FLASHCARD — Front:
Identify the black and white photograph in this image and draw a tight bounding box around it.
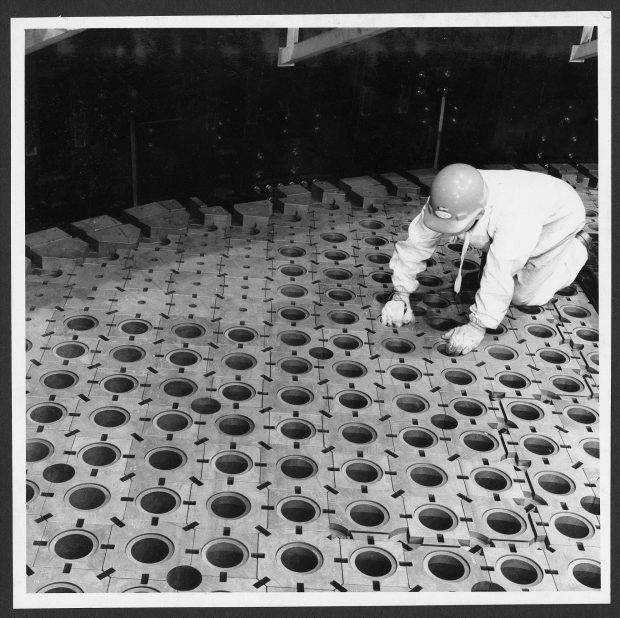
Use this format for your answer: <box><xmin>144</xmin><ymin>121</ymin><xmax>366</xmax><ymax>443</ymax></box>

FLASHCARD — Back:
<box><xmin>11</xmin><ymin>7</ymin><xmax>611</xmax><ymax>610</ymax></box>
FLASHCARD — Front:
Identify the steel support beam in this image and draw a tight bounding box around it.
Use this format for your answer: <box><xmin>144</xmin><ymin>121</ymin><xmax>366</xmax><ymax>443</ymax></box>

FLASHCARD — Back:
<box><xmin>278</xmin><ymin>27</ymin><xmax>393</xmax><ymax>67</ymax></box>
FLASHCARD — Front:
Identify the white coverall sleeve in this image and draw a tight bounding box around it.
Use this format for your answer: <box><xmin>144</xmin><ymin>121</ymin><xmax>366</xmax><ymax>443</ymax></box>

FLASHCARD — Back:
<box><xmin>389</xmin><ymin>208</ymin><xmax>443</xmax><ymax>294</ymax></box>
<box><xmin>470</xmin><ymin>216</ymin><xmax>544</xmax><ymax>329</ymax></box>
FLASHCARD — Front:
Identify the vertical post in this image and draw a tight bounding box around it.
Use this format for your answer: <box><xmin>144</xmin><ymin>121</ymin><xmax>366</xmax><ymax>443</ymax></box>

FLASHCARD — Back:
<box><xmin>433</xmin><ymin>92</ymin><xmax>447</xmax><ymax>170</ymax></box>
<box><xmin>130</xmin><ymin>114</ymin><xmax>138</xmax><ymax>207</ymax></box>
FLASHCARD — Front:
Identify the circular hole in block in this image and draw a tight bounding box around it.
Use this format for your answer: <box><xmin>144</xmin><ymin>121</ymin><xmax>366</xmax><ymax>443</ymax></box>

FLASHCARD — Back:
<box><xmin>279</xmin><ymin>497</ymin><xmax>320</xmax><ymax>523</ymax></box>
<box><xmin>375</xmin><ymin>291</ymin><xmax>392</xmax><ymax>304</ymax></box>
<box><xmin>371</xmin><ymin>271</ymin><xmax>392</xmax><ymax>284</ymax></box>
<box><xmin>278</xmin><ymin>419</ymin><xmax>315</xmax><ymax>440</ymax></box>
<box><xmin>162</xmin><ymin>378</ymin><xmax>197</xmax><ymax>398</ymax></box>
<box><xmin>166</xmin><ymin>566</ymin><xmax>202</xmax><ymax>592</ymax></box>
<box><xmin>100</xmin><ymin>374</ymin><xmax>138</xmax><ymax>394</ymax></box>
<box><xmin>364</xmin><ymin>236</ymin><xmax>388</xmax><ymax>247</ymax></box>
<box><xmin>423</xmin><ymin>294</ymin><xmax>450</xmax><ymax>308</ymax></box>
<box><xmin>320</xmin><ymin>232</ymin><xmax>347</xmax><ymax>243</ymax></box>
<box><xmin>588</xmin><ymin>352</ymin><xmax>599</xmax><ymax>366</ymax></box>
<box><xmin>225</xmin><ymin>327</ymin><xmax>257</xmax><ymax>343</ymax></box>
<box><xmin>499</xmin><ymin>556</ymin><xmax>543</xmax><ymax>586</ymax></box>
<box><xmin>352</xmin><ymin>548</ymin><xmax>396</xmax><ymax>578</ymax></box>
<box><xmin>485</xmin><ymin>509</ymin><xmax>526</xmax><ymax>535</ymax></box>
<box><xmin>279</xmin><ymin>357</ymin><xmax>312</xmax><ymax>375</ymax></box>
<box><xmin>539</xmin><ymin>349</ymin><xmax>569</xmax><ymax>364</ymax></box>
<box><xmin>37</xmin><ymin>583</ymin><xmax>84</xmax><ymax>593</ymax></box>
<box><xmin>497</xmin><ymin>371</ymin><xmax>530</xmax><ymax>390</ymax></box>
<box><xmin>327</xmin><ymin>309</ymin><xmax>359</xmax><ymax>325</ymax></box>
<box><xmin>41</xmin><ymin>370</ymin><xmax>78</xmax><ymax>390</ymax></box>
<box><xmin>279</xmin><ymin>330</ymin><xmax>311</xmax><ymax>346</ymax></box>
<box><xmin>278</xmin><ymin>386</ymin><xmax>314</xmax><ymax>406</ymax></box>
<box><xmin>443</xmin><ymin>369</ymin><xmax>476</xmax><ymax>385</ymax></box>
<box><xmin>526</xmin><ymin>324</ymin><xmax>555</xmax><ymax>338</ymax></box>
<box><xmin>536</xmin><ymin>471</ymin><xmax>575</xmax><ymax>495</ymax></box>
<box><xmin>191</xmin><ymin>397</ymin><xmax>221</xmax><ymax>415</ymax></box>
<box><xmin>402</xmin><ymin>428</ymin><xmax>438</xmax><ymax>449</ymax></box>
<box><xmin>324</xmin><ymin>267</ymin><xmax>352</xmax><ymax>281</ymax></box>
<box><xmin>138</xmin><ymin>488</ymin><xmax>181</xmax><ymax>515</ymax></box>
<box><xmin>561</xmin><ymin>306</ymin><xmax>590</xmax><ymax>318</ymax></box>
<box><xmin>26</xmin><ymin>339</ymin><xmax>32</xmax><ymax>352</ymax></box>
<box><xmin>338</xmin><ymin>390</ymin><xmax>371</xmax><ymax>409</ymax></box>
<box><xmin>66</xmin><ymin>484</ymin><xmax>110</xmax><ymax>510</ymax></box>
<box><xmin>204</xmin><ymin>539</ymin><xmax>249</xmax><ymax>569</ymax></box>
<box><xmin>167</xmin><ymin>349</ymin><xmax>201</xmax><ymax>367</ymax></box>
<box><xmin>80</xmin><ymin>443</ymin><xmax>121</xmax><ymax>467</ymax></box>
<box><xmin>580</xmin><ymin>496</ymin><xmax>600</xmax><ymax>516</ymax></box>
<box><xmin>581</xmin><ymin>438</ymin><xmax>599</xmax><ymax>459</ymax></box>
<box><xmin>486</xmin><ymin>345</ymin><xmax>518</xmax><ymax>361</ymax></box>
<box><xmin>213</xmin><ymin>451</ymin><xmax>252</xmax><ymax>475</ymax></box>
<box><xmin>431</xmin><ymin>414</ymin><xmax>458</xmax><ymax>430</ymax></box>
<box><xmin>409</xmin><ymin>464</ymin><xmax>447</xmax><ymax>488</ymax></box>
<box><xmin>572</xmin><ymin>561</ymin><xmax>601</xmax><ymax>589</ymax></box>
<box><xmin>65</xmin><ymin>315</ymin><xmax>98</xmax><ymax>331</ymax></box>
<box><xmin>551</xmin><ymin>376</ymin><xmax>583</xmax><ymax>393</ymax></box>
<box><xmin>334</xmin><ymin>361</ymin><xmax>367</xmax><ymax>379</ymax></box>
<box><xmin>309</xmin><ymin>346</ymin><xmax>334</xmax><ymax>360</ymax></box>
<box><xmin>153</xmin><ymin>411</ymin><xmax>192</xmax><ymax>433</ymax></box>
<box><xmin>279</xmin><ymin>284</ymin><xmax>308</xmax><ymax>298</ymax></box>
<box><xmin>507</xmin><ymin>402</ymin><xmax>543</xmax><ymax>421</ymax></box>
<box><xmin>90</xmin><ymin>406</ymin><xmax>130</xmax><ymax>428</ymax></box>
<box><xmin>279</xmin><ymin>307</ymin><xmax>310</xmax><ymax>322</ymax></box>
<box><xmin>522</xmin><ymin>435</ymin><xmax>558</xmax><ymax>456</ymax></box>
<box><xmin>448</xmin><ymin>242</ymin><xmax>463</xmax><ymax>252</ymax></box>
<box><xmin>128</xmin><ymin>534</ymin><xmax>174</xmax><ymax>565</ymax></box>
<box><xmin>426</xmin><ymin>552</ymin><xmax>470</xmax><ymax>582</ymax></box>
<box><xmin>279</xmin><ymin>456</ymin><xmax>317</xmax><ymax>479</ymax></box>
<box><xmin>389</xmin><ymin>365</ymin><xmax>421</xmax><ymax>382</ymax></box>
<box><xmin>119</xmin><ymin>319</ymin><xmax>152</xmax><ymax>335</ymax></box>
<box><xmin>216</xmin><ymin>415</ymin><xmax>255</xmax><ymax>437</ymax></box>
<box><xmin>52</xmin><ymin>531</ymin><xmax>97</xmax><ymax>561</ymax></box>
<box><xmin>514</xmin><ymin>305</ymin><xmax>543</xmax><ymax>315</ymax></box>
<box><xmin>575</xmin><ymin>328</ymin><xmax>598</xmax><ymax>342</ymax></box>
<box><xmin>471</xmin><ymin>582</ymin><xmax>506</xmax><ymax>592</ymax></box>
<box><xmin>28</xmin><ymin>403</ymin><xmax>66</xmax><ymax>424</ymax></box>
<box><xmin>340</xmin><ymin>423</ymin><xmax>377</xmax><ymax>445</ymax></box>
<box><xmin>332</xmin><ymin>334</ymin><xmax>363</xmax><ymax>350</ymax></box>
<box><xmin>451</xmin><ymin>259</ymin><xmax>478</xmax><ymax>271</ymax></box>
<box><xmin>472</xmin><ymin>468</ymin><xmax>511</xmax><ymax>492</ymax></box>
<box><xmin>452</xmin><ymin>398</ymin><xmax>486</xmax><ymax>417</ymax></box>
<box><xmin>43</xmin><ymin>463</ymin><xmax>75</xmax><ymax>483</ymax></box>
<box><xmin>418</xmin><ymin>275</ymin><xmax>442</xmax><ymax>287</ymax></box>
<box><xmin>344</xmin><ymin>460</ymin><xmax>382</xmax><ymax>484</ymax></box>
<box><xmin>53</xmin><ymin>342</ymin><xmax>88</xmax><ymax>359</ymax></box>
<box><xmin>111</xmin><ymin>345</ymin><xmax>145</xmax><ymax>363</ymax></box>
<box><xmin>208</xmin><ymin>492</ymin><xmax>251</xmax><ymax>519</ymax></box>
<box><xmin>26</xmin><ymin>480</ymin><xmax>39</xmax><ymax>503</ymax></box>
<box><xmin>323</xmin><ymin>250</ymin><xmax>349</xmax><ymax>261</ymax></box>
<box><xmin>427</xmin><ymin>317</ymin><xmax>460</xmax><ymax>332</ymax></box>
<box><xmin>396</xmin><ymin>395</ymin><xmax>429</xmax><ymax>414</ymax></box>
<box><xmin>147</xmin><ymin>447</ymin><xmax>187</xmax><ymax>471</ymax></box>
<box><xmin>279</xmin><ymin>246</ymin><xmax>306</xmax><ymax>257</ymax></box>
<box><xmin>359</xmin><ymin>219</ymin><xmax>384</xmax><ymax>229</ymax></box>
<box><xmin>220</xmin><ymin>383</ymin><xmax>255</xmax><ymax>401</ymax></box>
<box><xmin>417</xmin><ymin>506</ymin><xmax>457</xmax><ymax>531</ymax></box>
<box><xmin>367</xmin><ymin>253</ymin><xmax>390</xmax><ymax>264</ymax></box>
<box><xmin>556</xmin><ymin>285</ymin><xmax>577</xmax><ymax>296</ymax></box>
<box><xmin>348</xmin><ymin>501</ymin><xmax>389</xmax><ymax>527</ymax></box>
<box><xmin>462</xmin><ymin>431</ymin><xmax>498</xmax><ymax>452</ymax></box>
<box><xmin>486</xmin><ymin>324</ymin><xmax>507</xmax><ymax>335</ymax></box>
<box><xmin>172</xmin><ymin>323</ymin><xmax>206</xmax><ymax>339</ymax></box>
<box><xmin>326</xmin><ymin>288</ymin><xmax>355</xmax><ymax>302</ymax></box>
<box><xmin>279</xmin><ymin>543</ymin><xmax>323</xmax><ymax>573</ymax></box>
<box><xmin>279</xmin><ymin>265</ymin><xmax>307</xmax><ymax>277</ymax></box>
<box><xmin>552</xmin><ymin>513</ymin><xmax>594</xmax><ymax>539</ymax></box>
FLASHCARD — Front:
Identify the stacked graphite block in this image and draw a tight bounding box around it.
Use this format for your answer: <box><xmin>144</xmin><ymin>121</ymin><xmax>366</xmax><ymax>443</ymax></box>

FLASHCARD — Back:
<box><xmin>25</xmin><ymin>169</ymin><xmax>600</xmax><ymax>594</ymax></box>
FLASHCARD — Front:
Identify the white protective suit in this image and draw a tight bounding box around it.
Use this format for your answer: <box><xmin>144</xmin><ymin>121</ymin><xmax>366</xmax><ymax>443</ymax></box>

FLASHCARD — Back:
<box><xmin>389</xmin><ymin>169</ymin><xmax>588</xmax><ymax>329</ymax></box>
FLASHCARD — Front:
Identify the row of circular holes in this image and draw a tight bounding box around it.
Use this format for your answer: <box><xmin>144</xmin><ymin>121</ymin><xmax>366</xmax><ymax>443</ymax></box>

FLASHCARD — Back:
<box><xmin>35</xmin><ymin>530</ymin><xmax>601</xmax><ymax>590</ymax></box>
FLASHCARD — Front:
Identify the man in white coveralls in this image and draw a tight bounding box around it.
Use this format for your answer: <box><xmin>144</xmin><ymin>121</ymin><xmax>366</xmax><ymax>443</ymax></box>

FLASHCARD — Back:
<box><xmin>380</xmin><ymin>163</ymin><xmax>591</xmax><ymax>355</ymax></box>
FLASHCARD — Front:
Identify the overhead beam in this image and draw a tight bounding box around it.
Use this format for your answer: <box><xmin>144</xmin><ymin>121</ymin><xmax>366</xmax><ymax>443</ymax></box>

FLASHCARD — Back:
<box><xmin>570</xmin><ymin>26</ymin><xmax>597</xmax><ymax>62</ymax></box>
<box><xmin>25</xmin><ymin>28</ymin><xmax>86</xmax><ymax>55</ymax></box>
<box><xmin>278</xmin><ymin>27</ymin><xmax>393</xmax><ymax>67</ymax></box>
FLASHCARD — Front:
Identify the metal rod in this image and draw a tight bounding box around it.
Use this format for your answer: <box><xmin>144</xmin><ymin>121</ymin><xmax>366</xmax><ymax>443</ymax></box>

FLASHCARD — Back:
<box><xmin>433</xmin><ymin>92</ymin><xmax>447</xmax><ymax>170</ymax></box>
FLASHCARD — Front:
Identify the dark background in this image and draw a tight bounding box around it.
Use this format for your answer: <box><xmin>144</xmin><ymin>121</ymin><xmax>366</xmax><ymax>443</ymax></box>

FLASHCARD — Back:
<box><xmin>24</xmin><ymin>26</ymin><xmax>598</xmax><ymax>232</ymax></box>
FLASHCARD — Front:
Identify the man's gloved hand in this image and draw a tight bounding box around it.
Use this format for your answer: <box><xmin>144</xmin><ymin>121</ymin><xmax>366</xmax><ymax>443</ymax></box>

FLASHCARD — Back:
<box><xmin>442</xmin><ymin>321</ymin><xmax>485</xmax><ymax>356</ymax></box>
<box><xmin>380</xmin><ymin>291</ymin><xmax>414</xmax><ymax>328</ymax></box>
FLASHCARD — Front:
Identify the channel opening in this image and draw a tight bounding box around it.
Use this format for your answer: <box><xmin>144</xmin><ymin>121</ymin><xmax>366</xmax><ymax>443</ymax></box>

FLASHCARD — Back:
<box><xmin>138</xmin><ymin>489</ymin><xmax>180</xmax><ymax>515</ymax></box>
<box><xmin>28</xmin><ymin>403</ymin><xmax>65</xmax><ymax>424</ymax></box>
<box><xmin>572</xmin><ymin>562</ymin><xmax>601</xmax><ymax>589</ymax></box>
<box><xmin>226</xmin><ymin>327</ymin><xmax>257</xmax><ymax>343</ymax></box>
<box><xmin>486</xmin><ymin>510</ymin><xmax>525</xmax><ymax>535</ymax></box>
<box><xmin>166</xmin><ymin>566</ymin><xmax>202</xmax><ymax>592</ymax></box>
<box><xmin>52</xmin><ymin>531</ymin><xmax>97</xmax><ymax>561</ymax></box>
<box><xmin>129</xmin><ymin>534</ymin><xmax>173</xmax><ymax>564</ymax></box>
<box><xmin>320</xmin><ymin>233</ymin><xmax>347</xmax><ymax>243</ymax></box>
<box><xmin>162</xmin><ymin>379</ymin><xmax>197</xmax><ymax>397</ymax></box>
<box><xmin>54</xmin><ymin>342</ymin><xmax>88</xmax><ymax>359</ymax></box>
<box><xmin>499</xmin><ymin>557</ymin><xmax>542</xmax><ymax>586</ymax></box>
<box><xmin>418</xmin><ymin>275</ymin><xmax>442</xmax><ymax>287</ymax></box>
<box><xmin>395</xmin><ymin>395</ymin><xmax>428</xmax><ymax>413</ymax></box>
<box><xmin>551</xmin><ymin>376</ymin><xmax>583</xmax><ymax>393</ymax></box>
<box><xmin>279</xmin><ymin>419</ymin><xmax>315</xmax><ymax>440</ymax></box>
<box><xmin>332</xmin><ymin>335</ymin><xmax>363</xmax><ymax>350</ymax></box>
<box><xmin>324</xmin><ymin>268</ymin><xmax>352</xmax><ymax>281</ymax></box>
<box><xmin>279</xmin><ymin>307</ymin><xmax>309</xmax><ymax>322</ymax></box>
<box><xmin>390</xmin><ymin>365</ymin><xmax>421</xmax><ymax>382</ymax></box>
<box><xmin>216</xmin><ymin>415</ymin><xmax>254</xmax><ymax>436</ymax></box>
<box><xmin>147</xmin><ymin>448</ymin><xmax>187</xmax><ymax>471</ymax></box>
<box><xmin>323</xmin><ymin>250</ymin><xmax>348</xmax><ymax>261</ymax></box>
<box><xmin>327</xmin><ymin>310</ymin><xmax>359</xmax><ymax>324</ymax></box>
<box><xmin>65</xmin><ymin>315</ymin><xmax>98</xmax><ymax>331</ymax></box>
<box><xmin>367</xmin><ymin>253</ymin><xmax>390</xmax><ymax>264</ymax></box>
<box><xmin>191</xmin><ymin>397</ymin><xmax>221</xmax><ymax>415</ymax></box>
<box><xmin>575</xmin><ymin>328</ymin><xmax>598</xmax><ymax>342</ymax></box>
<box><xmin>279</xmin><ymin>284</ymin><xmax>308</xmax><ymax>298</ymax></box>
<box><xmin>536</xmin><ymin>472</ymin><xmax>575</xmax><ymax>495</ymax></box>
<box><xmin>353</xmin><ymin>548</ymin><xmax>396</xmax><ymax>578</ymax></box>
<box><xmin>418</xmin><ymin>506</ymin><xmax>457</xmax><ymax>531</ymax></box>
<box><xmin>279</xmin><ymin>330</ymin><xmax>311</xmax><ymax>346</ymax></box>
<box><xmin>168</xmin><ymin>350</ymin><xmax>201</xmax><ymax>367</ymax></box>
<box><xmin>67</xmin><ymin>485</ymin><xmax>110</xmax><ymax>510</ymax></box>
<box><xmin>539</xmin><ymin>349</ymin><xmax>569</xmax><ymax>364</ymax></box>
<box><xmin>522</xmin><ymin>435</ymin><xmax>558</xmax><ymax>456</ymax></box>
<box><xmin>280</xmin><ymin>265</ymin><xmax>307</xmax><ymax>277</ymax></box>
<box><xmin>402</xmin><ymin>428</ymin><xmax>437</xmax><ymax>448</ymax></box>
<box><xmin>444</xmin><ymin>369</ymin><xmax>475</xmax><ymax>385</ymax></box>
<box><xmin>208</xmin><ymin>493</ymin><xmax>251</xmax><ymax>519</ymax></box>
<box><xmin>582</xmin><ymin>439</ymin><xmax>599</xmax><ymax>459</ymax></box>
<box><xmin>213</xmin><ymin>452</ymin><xmax>252</xmax><ymax>475</ymax></box>
<box><xmin>100</xmin><ymin>375</ymin><xmax>137</xmax><ymax>393</ymax></box>
<box><xmin>341</xmin><ymin>423</ymin><xmax>376</xmax><ymax>444</ymax></box>
<box><xmin>279</xmin><ymin>456</ymin><xmax>317</xmax><ymax>479</ymax></box>
<box><xmin>426</xmin><ymin>553</ymin><xmax>469</xmax><ymax>582</ymax></box>
<box><xmin>220</xmin><ymin>383</ymin><xmax>255</xmax><ymax>401</ymax></box>
<box><xmin>119</xmin><ymin>319</ymin><xmax>151</xmax><ymax>335</ymax></box>
<box><xmin>279</xmin><ymin>246</ymin><xmax>306</xmax><ymax>257</ymax></box>
<box><xmin>344</xmin><ymin>461</ymin><xmax>382</xmax><ymax>483</ymax></box>
<box><xmin>27</xmin><ymin>439</ymin><xmax>54</xmax><ymax>462</ymax></box>
<box><xmin>410</xmin><ymin>464</ymin><xmax>447</xmax><ymax>487</ymax></box>
<box><xmin>279</xmin><ymin>497</ymin><xmax>319</xmax><ymax>523</ymax></box>
<box><xmin>486</xmin><ymin>345</ymin><xmax>517</xmax><ymax>361</ymax></box>
<box><xmin>42</xmin><ymin>371</ymin><xmax>78</xmax><ymax>390</ymax></box>
<box><xmin>431</xmin><ymin>414</ymin><xmax>458</xmax><ymax>430</ymax></box>
<box><xmin>309</xmin><ymin>347</ymin><xmax>334</xmax><ymax>360</ymax></box>
<box><xmin>280</xmin><ymin>357</ymin><xmax>312</xmax><ymax>374</ymax></box>
<box><xmin>553</xmin><ymin>514</ymin><xmax>593</xmax><ymax>539</ymax></box>
<box><xmin>424</xmin><ymin>294</ymin><xmax>450</xmax><ymax>308</ymax></box>
<box><xmin>526</xmin><ymin>325</ymin><xmax>555</xmax><ymax>338</ymax></box>
<box><xmin>338</xmin><ymin>391</ymin><xmax>371</xmax><ymax>409</ymax></box>
<box><xmin>42</xmin><ymin>464</ymin><xmax>75</xmax><ymax>483</ymax></box>
<box><xmin>279</xmin><ymin>543</ymin><xmax>323</xmax><ymax>573</ymax></box>
<box><xmin>462</xmin><ymin>432</ymin><xmax>498</xmax><ymax>452</ymax></box>
<box><xmin>111</xmin><ymin>346</ymin><xmax>145</xmax><ymax>363</ymax></box>
<box><xmin>80</xmin><ymin>443</ymin><xmax>121</xmax><ymax>467</ymax></box>
<box><xmin>173</xmin><ymin>323</ymin><xmax>206</xmax><ymax>339</ymax></box>
<box><xmin>349</xmin><ymin>502</ymin><xmax>388</xmax><ymax>527</ymax></box>
<box><xmin>473</xmin><ymin>469</ymin><xmax>511</xmax><ymax>492</ymax></box>
<box><xmin>334</xmin><ymin>361</ymin><xmax>367</xmax><ymax>379</ymax></box>
<box><xmin>453</xmin><ymin>399</ymin><xmax>485</xmax><ymax>417</ymax></box>
<box><xmin>154</xmin><ymin>411</ymin><xmax>192</xmax><ymax>432</ymax></box>
<box><xmin>326</xmin><ymin>288</ymin><xmax>355</xmax><ymax>301</ymax></box>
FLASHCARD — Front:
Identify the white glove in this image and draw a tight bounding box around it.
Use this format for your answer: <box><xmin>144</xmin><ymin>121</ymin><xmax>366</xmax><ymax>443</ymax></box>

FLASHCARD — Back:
<box><xmin>441</xmin><ymin>322</ymin><xmax>485</xmax><ymax>356</ymax></box>
<box><xmin>380</xmin><ymin>291</ymin><xmax>414</xmax><ymax>328</ymax></box>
